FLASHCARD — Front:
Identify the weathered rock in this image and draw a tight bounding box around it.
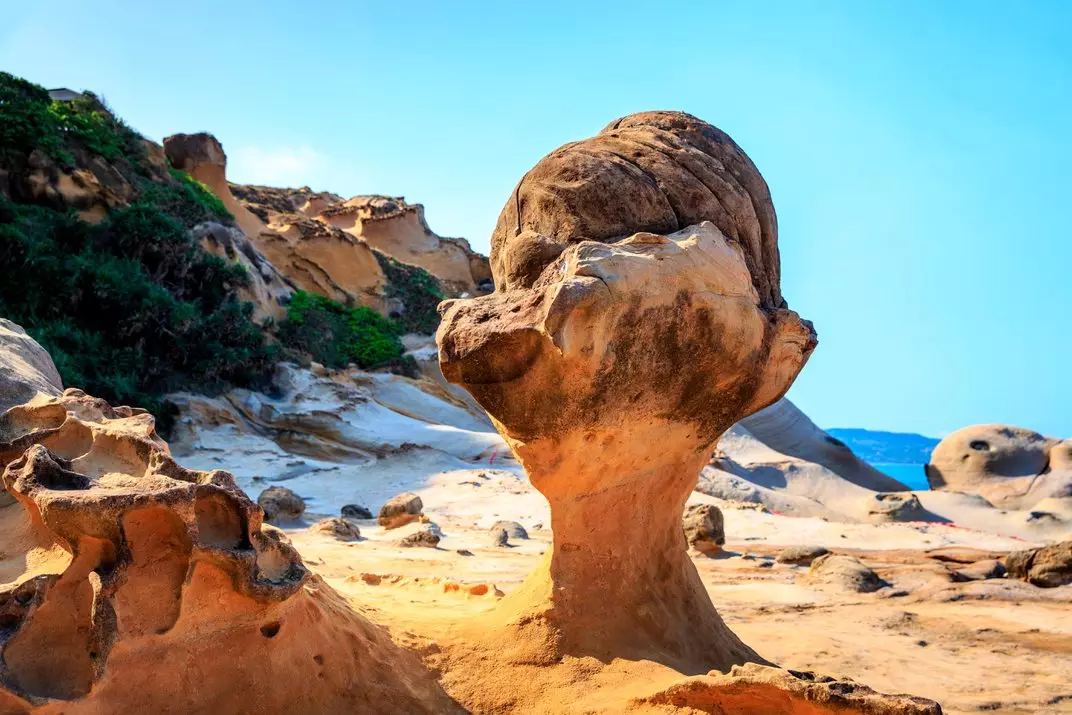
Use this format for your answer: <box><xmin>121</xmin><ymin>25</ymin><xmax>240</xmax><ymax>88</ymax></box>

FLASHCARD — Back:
<box><xmin>776</xmin><ymin>545</ymin><xmax>831</xmax><ymax>566</ymax></box>
<box><xmin>926</xmin><ymin>425</ymin><xmax>1072</xmax><ymax>509</ymax></box>
<box><xmin>379</xmin><ymin>492</ymin><xmax>424</xmax><ymax>530</ymax></box>
<box><xmin>489</xmin><ymin>520</ymin><xmax>528</xmax><ymax>540</ymax></box>
<box><xmin>638</xmin><ymin>663</ymin><xmax>942</xmax><ymax>715</ymax></box>
<box><xmin>398</xmin><ymin>524</ymin><xmax>441</xmax><ymax>549</ymax></box>
<box><xmin>683</xmin><ymin>504</ymin><xmax>725</xmax><ymax>553</ymax></box>
<box><xmin>191</xmin><ymin>221</ymin><xmax>293</xmax><ymax>322</ymax></box>
<box><xmin>490</xmin><ymin>528</ymin><xmax>510</xmax><ymax>548</ymax></box>
<box><xmin>865</xmin><ymin>492</ymin><xmax>929</xmax><ymax>523</ymax></box>
<box><xmin>0</xmin><ymin>319</ymin><xmax>62</xmax><ymax>414</ymax></box>
<box><xmin>257</xmin><ymin>486</ymin><xmax>305</xmax><ymax>523</ymax></box>
<box><xmin>312</xmin><ymin>517</ymin><xmax>362</xmax><ymax>541</ymax></box>
<box><xmin>1005</xmin><ymin>540</ymin><xmax>1072</xmax><ymax>587</ymax></box>
<box><xmin>342</xmin><ymin>503</ymin><xmax>374</xmax><ymax>520</ymax></box>
<box><xmin>953</xmin><ymin>559</ymin><xmax>1006</xmax><ymax>581</ymax></box>
<box><xmin>0</xmin><ymin>388</ymin><xmax>455</xmax><ymax>713</ymax></box>
<box><xmin>438</xmin><ymin>111</ymin><xmax>816</xmax><ymax>674</ymax></box>
<box><xmin>807</xmin><ymin>554</ymin><xmax>887</xmax><ymax>593</ymax></box>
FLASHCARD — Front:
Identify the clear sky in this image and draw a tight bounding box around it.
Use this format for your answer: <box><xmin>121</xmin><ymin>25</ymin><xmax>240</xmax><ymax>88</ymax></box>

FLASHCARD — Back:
<box><xmin>3</xmin><ymin>1</ymin><xmax>1069</xmax><ymax>438</ymax></box>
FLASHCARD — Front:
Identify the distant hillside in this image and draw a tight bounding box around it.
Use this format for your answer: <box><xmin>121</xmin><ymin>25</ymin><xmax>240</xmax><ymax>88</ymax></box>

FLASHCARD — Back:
<box><xmin>826</xmin><ymin>428</ymin><xmax>939</xmax><ymax>464</ymax></box>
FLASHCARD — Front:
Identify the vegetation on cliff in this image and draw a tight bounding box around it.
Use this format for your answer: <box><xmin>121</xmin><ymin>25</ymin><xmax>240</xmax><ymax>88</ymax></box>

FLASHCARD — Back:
<box><xmin>0</xmin><ymin>72</ymin><xmax>272</xmax><ymax>417</ymax></box>
<box><xmin>373</xmin><ymin>250</ymin><xmax>444</xmax><ymax>335</ymax></box>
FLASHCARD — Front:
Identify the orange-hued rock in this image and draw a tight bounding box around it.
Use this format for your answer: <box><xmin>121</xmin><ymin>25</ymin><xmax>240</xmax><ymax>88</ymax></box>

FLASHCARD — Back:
<box><xmin>164</xmin><ymin>133</ymin><xmax>389</xmax><ymax>312</ymax></box>
<box><xmin>926</xmin><ymin>424</ymin><xmax>1072</xmax><ymax>509</ymax></box>
<box><xmin>0</xmin><ymin>389</ymin><xmax>457</xmax><ymax>713</ymax></box>
<box><xmin>438</xmin><ymin>111</ymin><xmax>817</xmax><ymax>676</ymax></box>
<box><xmin>320</xmin><ymin>196</ymin><xmax>491</xmax><ymax>295</ymax></box>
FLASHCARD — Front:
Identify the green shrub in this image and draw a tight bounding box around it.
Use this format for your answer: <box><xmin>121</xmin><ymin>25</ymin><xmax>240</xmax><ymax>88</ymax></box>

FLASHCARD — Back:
<box><xmin>0</xmin><ymin>72</ymin><xmax>68</xmax><ymax>167</ymax></box>
<box><xmin>0</xmin><ymin>195</ymin><xmax>275</xmax><ymax>417</ymax></box>
<box><xmin>279</xmin><ymin>291</ymin><xmax>407</xmax><ymax>370</ymax></box>
<box><xmin>373</xmin><ymin>250</ymin><xmax>444</xmax><ymax>335</ymax></box>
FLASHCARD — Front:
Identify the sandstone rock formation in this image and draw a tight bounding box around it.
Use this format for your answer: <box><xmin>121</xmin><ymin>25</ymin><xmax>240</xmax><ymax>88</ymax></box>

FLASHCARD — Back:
<box><xmin>807</xmin><ymin>554</ymin><xmax>887</xmax><ymax>593</ymax></box>
<box><xmin>191</xmin><ymin>221</ymin><xmax>294</xmax><ymax>323</ymax></box>
<box><xmin>318</xmin><ymin>195</ymin><xmax>492</xmax><ymax>295</ymax></box>
<box><xmin>379</xmin><ymin>492</ymin><xmax>424</xmax><ymax>529</ymax></box>
<box><xmin>776</xmin><ymin>545</ymin><xmax>830</xmax><ymax>566</ymax></box>
<box><xmin>311</xmin><ymin>517</ymin><xmax>362</xmax><ymax>541</ymax></box>
<box><xmin>1005</xmin><ymin>540</ymin><xmax>1072</xmax><ymax>587</ymax></box>
<box><xmin>438</xmin><ymin>111</ymin><xmax>817</xmax><ymax>675</ymax></box>
<box><xmin>257</xmin><ymin>485</ymin><xmax>306</xmax><ymax>523</ymax></box>
<box><xmin>683</xmin><ymin>503</ymin><xmax>726</xmax><ymax>554</ymax></box>
<box><xmin>0</xmin><ymin>389</ymin><xmax>456</xmax><ymax>713</ymax></box>
<box><xmin>926</xmin><ymin>424</ymin><xmax>1072</xmax><ymax>509</ymax></box>
<box><xmin>0</xmin><ymin>319</ymin><xmax>62</xmax><ymax>414</ymax></box>
<box><xmin>164</xmin><ymin>133</ymin><xmax>389</xmax><ymax>311</ymax></box>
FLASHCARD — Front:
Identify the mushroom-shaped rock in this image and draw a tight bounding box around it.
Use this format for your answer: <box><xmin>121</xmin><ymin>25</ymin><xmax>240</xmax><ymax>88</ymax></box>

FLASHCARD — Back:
<box><xmin>379</xmin><ymin>492</ymin><xmax>424</xmax><ymax>529</ymax></box>
<box><xmin>683</xmin><ymin>503</ymin><xmax>726</xmax><ymax>554</ymax></box>
<box><xmin>926</xmin><ymin>425</ymin><xmax>1072</xmax><ymax>509</ymax></box>
<box><xmin>437</xmin><ymin>111</ymin><xmax>816</xmax><ymax>674</ymax></box>
<box><xmin>312</xmin><ymin>517</ymin><xmax>362</xmax><ymax>541</ymax></box>
<box><xmin>257</xmin><ymin>485</ymin><xmax>305</xmax><ymax>523</ymax></box>
<box><xmin>0</xmin><ymin>389</ymin><xmax>455</xmax><ymax>712</ymax></box>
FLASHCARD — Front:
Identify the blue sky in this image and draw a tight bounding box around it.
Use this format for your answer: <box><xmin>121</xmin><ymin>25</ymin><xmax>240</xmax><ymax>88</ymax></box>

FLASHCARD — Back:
<box><xmin>3</xmin><ymin>1</ymin><xmax>1069</xmax><ymax>438</ymax></box>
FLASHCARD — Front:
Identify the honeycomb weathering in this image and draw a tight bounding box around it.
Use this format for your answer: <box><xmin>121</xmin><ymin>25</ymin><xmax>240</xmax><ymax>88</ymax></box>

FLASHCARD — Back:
<box><xmin>0</xmin><ymin>390</ymin><xmax>455</xmax><ymax>713</ymax></box>
<box><xmin>491</xmin><ymin>111</ymin><xmax>782</xmax><ymax>308</ymax></box>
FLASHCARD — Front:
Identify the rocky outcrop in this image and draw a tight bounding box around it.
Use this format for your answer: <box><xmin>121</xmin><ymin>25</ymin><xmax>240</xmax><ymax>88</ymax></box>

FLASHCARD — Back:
<box><xmin>438</xmin><ymin>111</ymin><xmax>817</xmax><ymax>675</ymax></box>
<box><xmin>1005</xmin><ymin>540</ymin><xmax>1072</xmax><ymax>587</ymax></box>
<box><xmin>379</xmin><ymin>492</ymin><xmax>423</xmax><ymax>529</ymax></box>
<box><xmin>191</xmin><ymin>221</ymin><xmax>294</xmax><ymax>322</ymax></box>
<box><xmin>807</xmin><ymin>554</ymin><xmax>887</xmax><ymax>593</ymax></box>
<box><xmin>257</xmin><ymin>485</ymin><xmax>305</xmax><ymax>523</ymax></box>
<box><xmin>683</xmin><ymin>504</ymin><xmax>725</xmax><ymax>554</ymax></box>
<box><xmin>926</xmin><ymin>424</ymin><xmax>1072</xmax><ymax>509</ymax></box>
<box><xmin>319</xmin><ymin>195</ymin><xmax>492</xmax><ymax>295</ymax></box>
<box><xmin>0</xmin><ymin>320</ymin><xmax>62</xmax><ymax>414</ymax></box>
<box><xmin>0</xmin><ymin>388</ymin><xmax>456</xmax><ymax>713</ymax></box>
<box><xmin>164</xmin><ymin>134</ymin><xmax>389</xmax><ymax>311</ymax></box>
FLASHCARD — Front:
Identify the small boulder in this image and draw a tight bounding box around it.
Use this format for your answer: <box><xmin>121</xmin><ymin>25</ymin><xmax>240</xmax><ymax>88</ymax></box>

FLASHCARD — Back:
<box><xmin>399</xmin><ymin>524</ymin><xmax>441</xmax><ymax>548</ymax></box>
<box><xmin>776</xmin><ymin>545</ymin><xmax>830</xmax><ymax>566</ymax></box>
<box><xmin>489</xmin><ymin>520</ymin><xmax>528</xmax><ymax>539</ymax></box>
<box><xmin>341</xmin><ymin>504</ymin><xmax>373</xmax><ymax>520</ymax></box>
<box><xmin>312</xmin><ymin>517</ymin><xmax>361</xmax><ymax>541</ymax></box>
<box><xmin>257</xmin><ymin>486</ymin><xmax>305</xmax><ymax>524</ymax></box>
<box><xmin>1005</xmin><ymin>540</ymin><xmax>1072</xmax><ymax>587</ymax></box>
<box><xmin>865</xmin><ymin>493</ymin><xmax>928</xmax><ymax>523</ymax></box>
<box><xmin>807</xmin><ymin>554</ymin><xmax>886</xmax><ymax>593</ymax></box>
<box><xmin>379</xmin><ymin>492</ymin><xmax>423</xmax><ymax>529</ymax></box>
<box><xmin>683</xmin><ymin>503</ymin><xmax>725</xmax><ymax>553</ymax></box>
<box><xmin>490</xmin><ymin>528</ymin><xmax>510</xmax><ymax>547</ymax></box>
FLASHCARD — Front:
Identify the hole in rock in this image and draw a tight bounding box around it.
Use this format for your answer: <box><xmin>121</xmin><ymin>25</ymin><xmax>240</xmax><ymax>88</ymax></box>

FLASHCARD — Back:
<box><xmin>195</xmin><ymin>491</ymin><xmax>247</xmax><ymax>549</ymax></box>
<box><xmin>113</xmin><ymin>507</ymin><xmax>191</xmax><ymax>638</ymax></box>
<box><xmin>260</xmin><ymin>621</ymin><xmax>281</xmax><ymax>638</ymax></box>
<box><xmin>969</xmin><ymin>440</ymin><xmax>990</xmax><ymax>452</ymax></box>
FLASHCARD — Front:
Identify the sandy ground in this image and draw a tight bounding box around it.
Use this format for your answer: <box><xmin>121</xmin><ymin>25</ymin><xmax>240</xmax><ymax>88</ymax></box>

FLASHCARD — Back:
<box><xmin>275</xmin><ymin>465</ymin><xmax>1072</xmax><ymax>715</ymax></box>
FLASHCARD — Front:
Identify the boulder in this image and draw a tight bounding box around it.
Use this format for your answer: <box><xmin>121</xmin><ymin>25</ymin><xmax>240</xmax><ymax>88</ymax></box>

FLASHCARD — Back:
<box><xmin>1005</xmin><ymin>540</ymin><xmax>1072</xmax><ymax>587</ymax></box>
<box><xmin>953</xmin><ymin>559</ymin><xmax>1007</xmax><ymax>581</ymax></box>
<box><xmin>776</xmin><ymin>545</ymin><xmax>830</xmax><ymax>566</ymax></box>
<box><xmin>0</xmin><ymin>318</ymin><xmax>62</xmax><ymax>414</ymax></box>
<box><xmin>257</xmin><ymin>486</ymin><xmax>305</xmax><ymax>523</ymax></box>
<box><xmin>864</xmin><ymin>492</ymin><xmax>929</xmax><ymax>523</ymax></box>
<box><xmin>926</xmin><ymin>425</ymin><xmax>1072</xmax><ymax>509</ymax></box>
<box><xmin>312</xmin><ymin>517</ymin><xmax>362</xmax><ymax>541</ymax></box>
<box><xmin>379</xmin><ymin>492</ymin><xmax>424</xmax><ymax>529</ymax></box>
<box><xmin>490</xmin><ymin>528</ymin><xmax>510</xmax><ymax>548</ymax></box>
<box><xmin>683</xmin><ymin>504</ymin><xmax>725</xmax><ymax>553</ymax></box>
<box><xmin>399</xmin><ymin>524</ymin><xmax>441</xmax><ymax>549</ymax></box>
<box><xmin>489</xmin><ymin>520</ymin><xmax>528</xmax><ymax>539</ymax></box>
<box><xmin>807</xmin><ymin>554</ymin><xmax>887</xmax><ymax>593</ymax></box>
<box><xmin>342</xmin><ymin>503</ymin><xmax>374</xmax><ymax>520</ymax></box>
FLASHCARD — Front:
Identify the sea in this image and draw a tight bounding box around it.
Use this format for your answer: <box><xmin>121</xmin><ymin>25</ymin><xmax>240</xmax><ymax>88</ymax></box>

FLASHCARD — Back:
<box><xmin>872</xmin><ymin>463</ymin><xmax>930</xmax><ymax>491</ymax></box>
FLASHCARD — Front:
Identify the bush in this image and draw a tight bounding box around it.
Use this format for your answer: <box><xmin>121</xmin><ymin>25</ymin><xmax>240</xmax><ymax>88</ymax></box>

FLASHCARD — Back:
<box><xmin>0</xmin><ymin>195</ymin><xmax>275</xmax><ymax>416</ymax></box>
<box><xmin>279</xmin><ymin>291</ymin><xmax>406</xmax><ymax>370</ymax></box>
<box><xmin>373</xmin><ymin>250</ymin><xmax>444</xmax><ymax>335</ymax></box>
<box><xmin>0</xmin><ymin>72</ymin><xmax>67</xmax><ymax>167</ymax></box>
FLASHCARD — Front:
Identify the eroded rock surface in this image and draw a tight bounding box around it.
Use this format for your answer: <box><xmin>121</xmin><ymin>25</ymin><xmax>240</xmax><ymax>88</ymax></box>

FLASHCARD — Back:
<box><xmin>1005</xmin><ymin>540</ymin><xmax>1072</xmax><ymax>587</ymax></box>
<box><xmin>0</xmin><ymin>388</ymin><xmax>457</xmax><ymax>713</ymax></box>
<box><xmin>926</xmin><ymin>424</ymin><xmax>1072</xmax><ymax>510</ymax></box>
<box><xmin>0</xmin><ymin>319</ymin><xmax>63</xmax><ymax>414</ymax></box>
<box><xmin>437</xmin><ymin>111</ymin><xmax>822</xmax><ymax>677</ymax></box>
<box><xmin>683</xmin><ymin>504</ymin><xmax>726</xmax><ymax>554</ymax></box>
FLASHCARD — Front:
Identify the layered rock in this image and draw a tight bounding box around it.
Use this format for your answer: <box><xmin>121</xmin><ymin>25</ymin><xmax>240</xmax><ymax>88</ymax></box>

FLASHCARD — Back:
<box><xmin>164</xmin><ymin>133</ymin><xmax>389</xmax><ymax>312</ymax></box>
<box><xmin>0</xmin><ymin>388</ymin><xmax>456</xmax><ymax>713</ymax></box>
<box><xmin>926</xmin><ymin>424</ymin><xmax>1072</xmax><ymax>509</ymax></box>
<box><xmin>191</xmin><ymin>221</ymin><xmax>294</xmax><ymax>323</ymax></box>
<box><xmin>438</xmin><ymin>111</ymin><xmax>816</xmax><ymax>674</ymax></box>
